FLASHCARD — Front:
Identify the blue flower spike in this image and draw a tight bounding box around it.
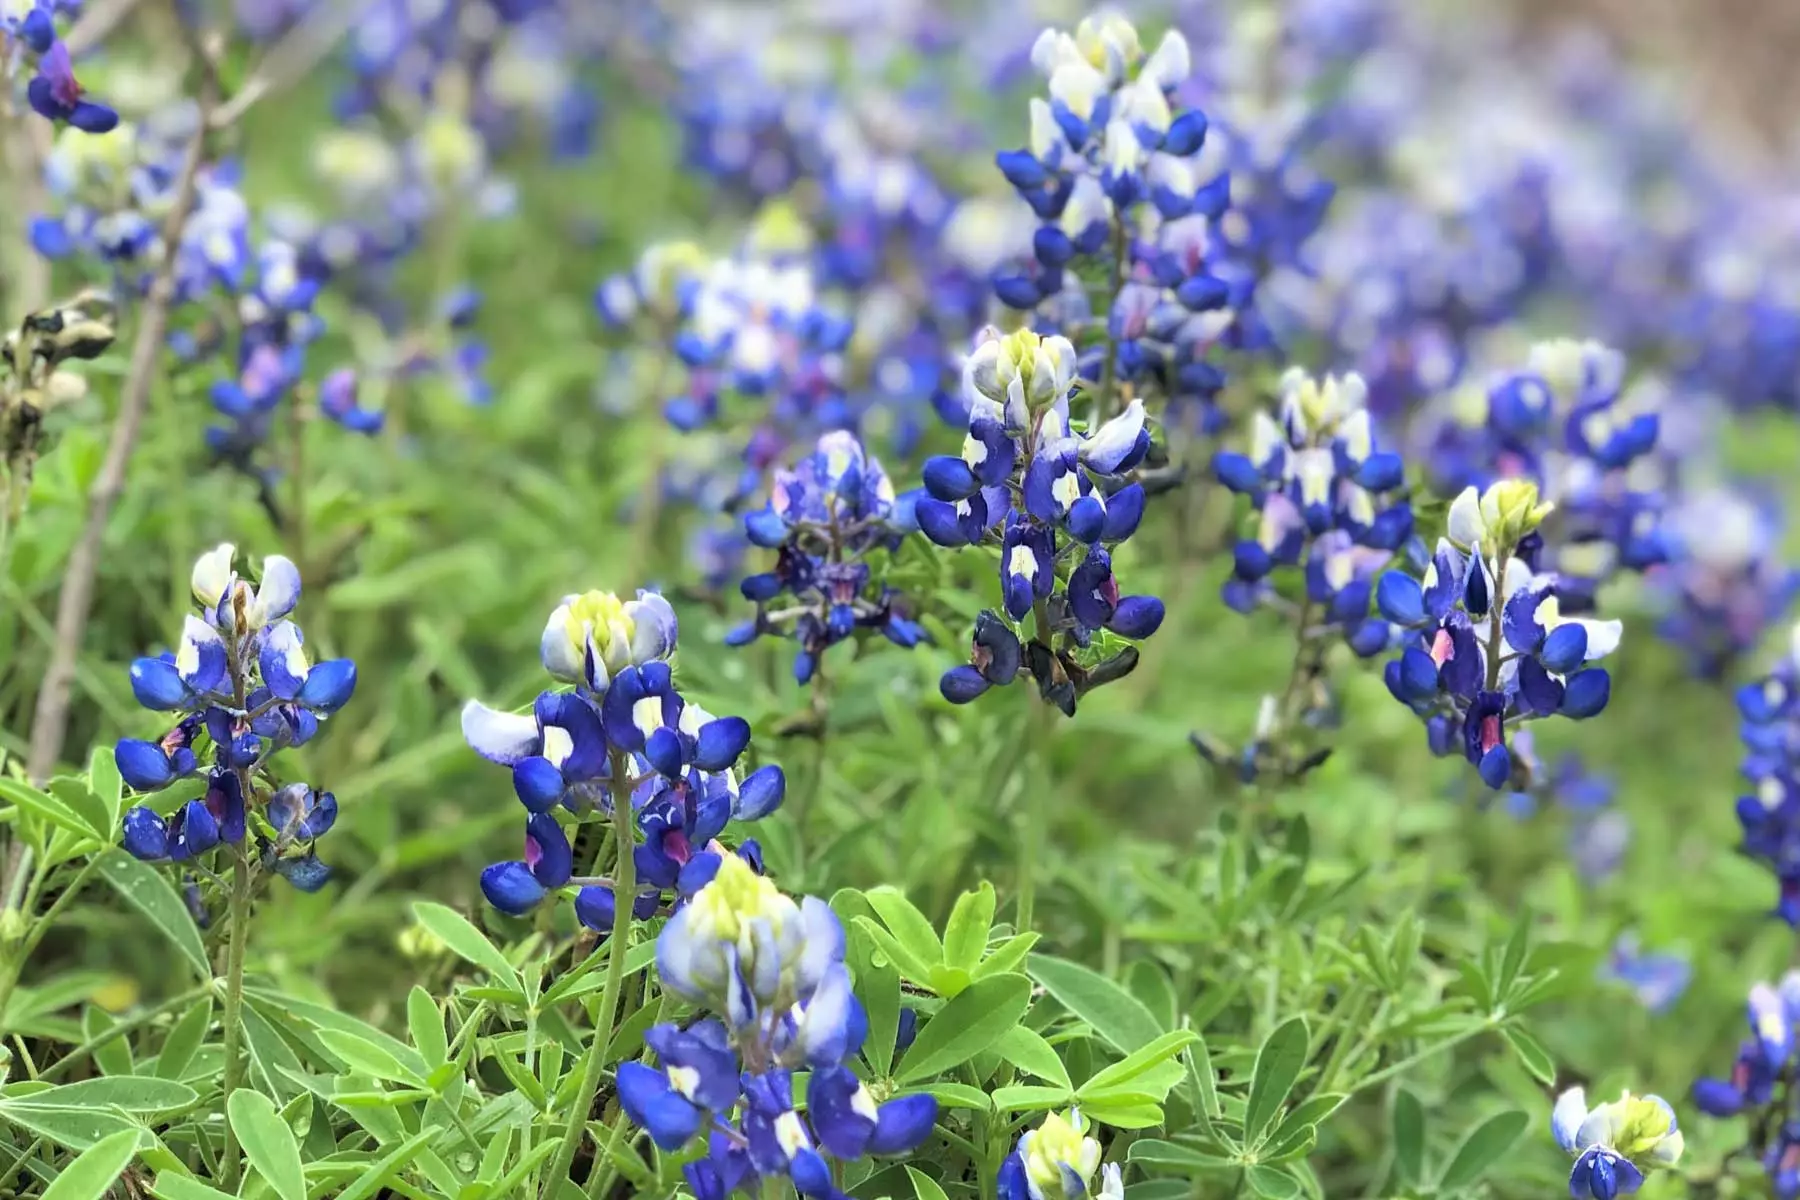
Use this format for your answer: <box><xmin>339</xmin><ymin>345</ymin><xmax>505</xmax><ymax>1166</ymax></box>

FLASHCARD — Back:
<box><xmin>1553</xmin><ymin>1088</ymin><xmax>1683</xmax><ymax>1200</ymax></box>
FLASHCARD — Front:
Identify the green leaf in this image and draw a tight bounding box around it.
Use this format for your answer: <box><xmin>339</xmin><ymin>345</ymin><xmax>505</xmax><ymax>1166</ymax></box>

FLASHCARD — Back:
<box><xmin>228</xmin><ymin>1088</ymin><xmax>307</xmax><ymax>1200</ymax></box>
<box><xmin>97</xmin><ymin>853</ymin><xmax>209</xmax><ymax>981</ymax></box>
<box><xmin>864</xmin><ymin>887</ymin><xmax>944</xmax><ymax>965</ymax></box>
<box><xmin>12</xmin><ymin>1077</ymin><xmax>197</xmax><ymax>1112</ymax></box>
<box><xmin>860</xmin><ymin>961</ymin><xmax>902</xmax><ymax>1078</ymax></box>
<box><xmin>942</xmin><ymin>882</ymin><xmax>995</xmax><ymax>973</ymax></box>
<box><xmin>920</xmin><ymin>1082</ymin><xmax>992</xmax><ymax>1112</ymax></box>
<box><xmin>1079</xmin><ymin>1096</ymin><xmax>1165</xmax><ymax>1129</ymax></box>
<box><xmin>971</xmin><ymin>933</ymin><xmax>1040</xmax><ymax>981</ymax></box>
<box><xmin>992</xmin><ymin>1085</ymin><xmax>1074</xmax><ymax>1112</ymax></box>
<box><xmin>1185</xmin><ymin>1030</ymin><xmax>1221</xmax><ymax>1123</ymax></box>
<box><xmin>1438</xmin><ymin>1110</ymin><xmax>1530</xmax><ymax>1192</ymax></box>
<box><xmin>896</xmin><ymin>973</ymin><xmax>1031</xmax><ymax>1085</ymax></box>
<box><xmin>0</xmin><ymin>779</ymin><xmax>98</xmax><ymax>844</ymax></box>
<box><xmin>1497</xmin><ymin>914</ymin><xmax>1532</xmax><ymax>999</ymax></box>
<box><xmin>993</xmin><ymin>1025</ymin><xmax>1073</xmax><ymax>1089</ymax></box>
<box><xmin>1392</xmin><ymin>1089</ymin><xmax>1425</xmax><ymax>1185</ymax></box>
<box><xmin>150</xmin><ymin>1177</ymin><xmax>239</xmax><ymax>1200</ymax></box>
<box><xmin>1243</xmin><ymin>1017</ymin><xmax>1310</xmax><ymax>1146</ymax></box>
<box><xmin>1127</xmin><ymin>1139</ymin><xmax>1237</xmax><ymax>1170</ymax></box>
<box><xmin>154</xmin><ymin>996</ymin><xmax>213</xmax><ymax>1081</ymax></box>
<box><xmin>408</xmin><ymin>986</ymin><xmax>449</xmax><ymax>1069</ymax></box>
<box><xmin>1027</xmin><ymin>953</ymin><xmax>1162</xmax><ymax>1054</ymax></box>
<box><xmin>907</xmin><ymin>1165</ymin><xmax>951</xmax><ymax>1200</ymax></box>
<box><xmin>0</xmin><ymin>1103</ymin><xmax>140</xmax><ymax>1150</ymax></box>
<box><xmin>319</xmin><ymin>1029</ymin><xmax>418</xmax><ymax>1084</ymax></box>
<box><xmin>1246</xmin><ymin>1165</ymin><xmax>1302</xmax><ymax>1200</ymax></box>
<box><xmin>40</xmin><ymin>1128</ymin><xmax>139</xmax><ymax>1200</ymax></box>
<box><xmin>853</xmin><ymin>916</ymin><xmax>938</xmax><ymax>986</ymax></box>
<box><xmin>1080</xmin><ymin>1030</ymin><xmax>1199</xmax><ymax>1097</ymax></box>
<box><xmin>86</xmin><ymin>744</ymin><xmax>123</xmax><ymax>826</ymax></box>
<box><xmin>335</xmin><ymin>1129</ymin><xmax>436</xmax><ymax>1200</ymax></box>
<box><xmin>48</xmin><ymin>778</ymin><xmax>112</xmax><ymax>841</ymax></box>
<box><xmin>1501</xmin><ymin>1025</ymin><xmax>1556</xmax><ymax>1087</ymax></box>
<box><xmin>411</xmin><ymin>901</ymin><xmax>521</xmax><ymax>987</ymax></box>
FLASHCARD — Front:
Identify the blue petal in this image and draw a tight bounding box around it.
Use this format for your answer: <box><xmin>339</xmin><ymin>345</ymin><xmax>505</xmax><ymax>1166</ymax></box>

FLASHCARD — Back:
<box><xmin>807</xmin><ymin>1065</ymin><xmax>875</xmax><ymax>1159</ymax></box>
<box><xmin>734</xmin><ymin>764</ymin><xmax>786</xmax><ymax>821</ymax></box>
<box><xmin>115</xmin><ymin>739</ymin><xmax>175</xmax><ymax>792</ymax></box>
<box><xmin>940</xmin><ymin>666</ymin><xmax>990</xmax><ymax>704</ymax></box>
<box><xmin>130</xmin><ymin>658</ymin><xmax>191</xmax><ymax>711</ymax></box>
<box><xmin>480</xmin><ymin>861</ymin><xmax>545</xmax><ymax>915</ymax></box>
<box><xmin>1376</xmin><ymin>572</ymin><xmax>1426</xmax><ymax>626</ymax></box>
<box><xmin>297</xmin><ymin>659</ymin><xmax>357</xmax><ymax>713</ymax></box>
<box><xmin>1109</xmin><ymin>595</ymin><xmax>1165</xmax><ymax>639</ymax></box>
<box><xmin>460</xmin><ymin>700</ymin><xmax>541</xmax><ymax>765</ymax></box>
<box><xmin>616</xmin><ymin>1061</ymin><xmax>703</xmax><ymax>1151</ymax></box>
<box><xmin>868</xmin><ymin>1093</ymin><xmax>937</xmax><ymax>1155</ymax></box>
<box><xmin>693</xmin><ymin>717</ymin><xmax>751</xmax><ymax>773</ymax></box>
<box><xmin>121</xmin><ymin>807</ymin><xmax>169</xmax><ymax>860</ymax></box>
<box><xmin>1562</xmin><ymin>669</ymin><xmax>1611</xmax><ymax>719</ymax></box>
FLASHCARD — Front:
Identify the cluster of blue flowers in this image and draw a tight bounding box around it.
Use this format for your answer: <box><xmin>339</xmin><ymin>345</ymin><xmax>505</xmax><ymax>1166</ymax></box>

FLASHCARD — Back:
<box><xmin>1410</xmin><ymin>340</ymin><xmax>1663</xmax><ymax>606</ymax></box>
<box><xmin>1376</xmin><ymin>478</ymin><xmax>1620</xmax><ymax>790</ymax></box>
<box><xmin>1212</xmin><ymin>367</ymin><xmax>1410</xmax><ymax>653</ymax></box>
<box><xmin>462</xmin><ymin>589</ymin><xmax>785</xmax><ymax>929</ymax></box>
<box><xmin>992</xmin><ymin>14</ymin><xmax>1245</xmax><ymax>401</ymax></box>
<box><xmin>115</xmin><ymin>545</ymin><xmax>356</xmax><ymax>892</ymax></box>
<box><xmin>998</xmin><ymin>1109</ymin><xmax>1124</xmax><ymax>1200</ymax></box>
<box><xmin>732</xmin><ymin>431</ymin><xmax>929</xmax><ymax>683</ymax></box>
<box><xmin>5</xmin><ymin>0</ymin><xmax>117</xmax><ymax>132</ymax></box>
<box><xmin>922</xmin><ymin>327</ymin><xmax>1161</xmax><ymax>716</ymax></box>
<box><xmin>1691</xmin><ymin>976</ymin><xmax>1800</xmax><ymax>1199</ymax></box>
<box><xmin>1733</xmin><ymin>627</ymin><xmax>1800</xmax><ymax>924</ymax></box>
<box><xmin>621</xmin><ymin>854</ymin><xmax>936</xmax><ymax>1199</ymax></box>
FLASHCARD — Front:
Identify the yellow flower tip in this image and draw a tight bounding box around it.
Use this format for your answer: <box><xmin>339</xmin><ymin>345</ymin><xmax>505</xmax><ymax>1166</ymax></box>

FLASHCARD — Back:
<box><xmin>564</xmin><ymin>589</ymin><xmax>632</xmax><ymax>657</ymax></box>
<box><xmin>749</xmin><ymin>201</ymin><xmax>813</xmax><ymax>257</ymax></box>
<box><xmin>688</xmin><ymin>853</ymin><xmax>791</xmax><ymax>945</ymax></box>
<box><xmin>1022</xmin><ymin>1110</ymin><xmax>1102</xmax><ymax>1192</ymax></box>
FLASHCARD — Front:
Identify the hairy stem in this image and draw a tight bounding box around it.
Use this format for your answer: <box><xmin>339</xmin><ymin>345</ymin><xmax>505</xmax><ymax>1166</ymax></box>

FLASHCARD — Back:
<box><xmin>546</xmin><ymin>750</ymin><xmax>639</xmax><ymax>1190</ymax></box>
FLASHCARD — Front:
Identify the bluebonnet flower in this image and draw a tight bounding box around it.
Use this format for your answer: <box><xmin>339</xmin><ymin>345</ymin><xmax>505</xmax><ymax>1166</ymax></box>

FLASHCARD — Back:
<box><xmin>924</xmin><ymin>328</ymin><xmax>1159</xmax><ymax>716</ymax></box>
<box><xmin>1654</xmin><ymin>487</ymin><xmax>1799</xmax><ymax>680</ymax></box>
<box><xmin>1378</xmin><ymin>478</ymin><xmax>1621</xmax><ymax>790</ymax></box>
<box><xmin>1694</xmin><ymin>976</ymin><xmax>1800</xmax><ymax>1183</ymax></box>
<box><xmin>731</xmin><ymin>431</ymin><xmax>927</xmax><ymax>682</ymax></box>
<box><xmin>115</xmin><ymin>546</ymin><xmax>354</xmax><ymax>893</ymax></box>
<box><xmin>15</xmin><ymin>14</ymin><xmax>119</xmax><ymax>133</ymax></box>
<box><xmin>628</xmin><ymin>855</ymin><xmax>936</xmax><ymax>1197</ymax></box>
<box><xmin>1598</xmin><ymin>935</ymin><xmax>1691</xmax><ymax>1014</ymax></box>
<box><xmin>990</xmin><ymin>15</ymin><xmax>1247</xmax><ymax>409</ymax></box>
<box><xmin>997</xmin><ymin>1109</ymin><xmax>1123</xmax><ymax>1200</ymax></box>
<box><xmin>1212</xmin><ymin>367</ymin><xmax>1410</xmax><ymax>652</ymax></box>
<box><xmin>1733</xmin><ymin>626</ymin><xmax>1800</xmax><ymax>923</ymax></box>
<box><xmin>462</xmin><ymin>588</ymin><xmax>785</xmax><ymax>925</ymax></box>
<box><xmin>1552</xmin><ymin>1088</ymin><xmax>1684</xmax><ymax>1200</ymax></box>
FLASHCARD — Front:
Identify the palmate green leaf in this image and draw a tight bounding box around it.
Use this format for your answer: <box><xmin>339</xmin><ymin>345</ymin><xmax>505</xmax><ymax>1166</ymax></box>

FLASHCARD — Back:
<box><xmin>864</xmin><ymin>887</ymin><xmax>945</xmax><ymax>967</ymax></box>
<box><xmin>48</xmin><ymin>776</ymin><xmax>112</xmax><ymax>841</ymax></box>
<box><xmin>319</xmin><ymin>1029</ymin><xmax>422</xmax><ymax>1085</ymax></box>
<box><xmin>96</xmin><ymin>852</ymin><xmax>209</xmax><ymax>981</ymax></box>
<box><xmin>1079</xmin><ymin>1094</ymin><xmax>1166</xmax><ymax>1129</ymax></box>
<box><xmin>1438</xmin><ymin>1110</ymin><xmax>1530</xmax><ymax>1192</ymax></box>
<box><xmin>994</xmin><ymin>1025</ymin><xmax>1073</xmax><ymax>1089</ymax></box>
<box><xmin>86</xmin><ymin>743</ymin><xmax>123</xmax><ymax>831</ymax></box>
<box><xmin>970</xmin><ymin>932</ymin><xmax>1039</xmax><ymax>981</ymax></box>
<box><xmin>920</xmin><ymin>1081</ymin><xmax>991</xmax><ymax>1112</ymax></box>
<box><xmin>228</xmin><ymin>1088</ymin><xmax>307</xmax><ymax>1200</ymax></box>
<box><xmin>411</xmin><ymin>901</ymin><xmax>522</xmax><ymax>988</ymax></box>
<box><xmin>1027</xmin><ymin>953</ymin><xmax>1162</xmax><ymax>1054</ymax></box>
<box><xmin>1243</xmin><ymin>1017</ymin><xmax>1310</xmax><ymax>1146</ymax></box>
<box><xmin>40</xmin><ymin>1128</ymin><xmax>139</xmax><ymax>1200</ymax></box>
<box><xmin>896</xmin><ymin>972</ymin><xmax>1031</xmax><ymax>1084</ymax></box>
<box><xmin>942</xmin><ymin>881</ymin><xmax>996</xmax><ymax>973</ymax></box>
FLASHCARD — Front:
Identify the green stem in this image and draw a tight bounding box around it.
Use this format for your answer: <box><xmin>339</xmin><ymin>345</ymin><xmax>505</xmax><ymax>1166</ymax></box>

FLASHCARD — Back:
<box><xmin>219</xmin><ymin>852</ymin><xmax>253</xmax><ymax>1190</ymax></box>
<box><xmin>545</xmin><ymin>751</ymin><xmax>639</xmax><ymax>1191</ymax></box>
<box><xmin>1347</xmin><ymin>1023</ymin><xmax>1492</xmax><ymax>1095</ymax></box>
<box><xmin>42</xmin><ymin>984</ymin><xmax>211</xmax><ymax>1080</ymax></box>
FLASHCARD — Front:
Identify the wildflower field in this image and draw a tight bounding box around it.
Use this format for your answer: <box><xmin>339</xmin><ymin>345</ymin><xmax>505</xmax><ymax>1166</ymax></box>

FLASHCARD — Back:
<box><xmin>0</xmin><ymin>1</ymin><xmax>1797</xmax><ymax>1197</ymax></box>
